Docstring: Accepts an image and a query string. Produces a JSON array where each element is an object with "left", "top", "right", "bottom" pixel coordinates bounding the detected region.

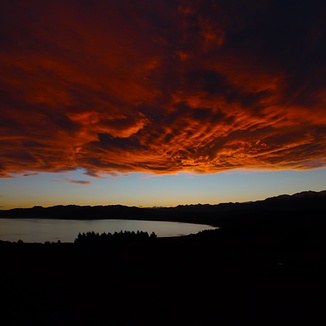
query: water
[{"left": 0, "top": 218, "right": 217, "bottom": 243}]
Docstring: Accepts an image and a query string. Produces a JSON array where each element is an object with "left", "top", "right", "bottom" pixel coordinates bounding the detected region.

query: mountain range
[{"left": 1, "top": 190, "right": 325, "bottom": 227}]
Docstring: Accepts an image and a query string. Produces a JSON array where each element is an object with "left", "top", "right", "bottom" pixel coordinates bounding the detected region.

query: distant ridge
[{"left": 1, "top": 190, "right": 326, "bottom": 226}]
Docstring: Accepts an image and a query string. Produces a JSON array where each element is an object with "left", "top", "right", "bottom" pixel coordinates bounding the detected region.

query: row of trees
[{"left": 74, "top": 230, "right": 157, "bottom": 246}]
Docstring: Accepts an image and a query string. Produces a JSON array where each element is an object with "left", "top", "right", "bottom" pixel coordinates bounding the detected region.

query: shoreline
[{"left": 1, "top": 218, "right": 326, "bottom": 325}]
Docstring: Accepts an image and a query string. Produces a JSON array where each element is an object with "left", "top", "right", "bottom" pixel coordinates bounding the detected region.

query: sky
[{"left": 1, "top": 0, "right": 326, "bottom": 209}]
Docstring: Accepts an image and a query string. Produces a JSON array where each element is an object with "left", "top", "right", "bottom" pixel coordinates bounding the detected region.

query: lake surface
[{"left": 0, "top": 218, "right": 217, "bottom": 243}]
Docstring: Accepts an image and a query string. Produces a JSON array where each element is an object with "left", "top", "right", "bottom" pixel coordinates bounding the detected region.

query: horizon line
[{"left": 1, "top": 189, "right": 325, "bottom": 211}]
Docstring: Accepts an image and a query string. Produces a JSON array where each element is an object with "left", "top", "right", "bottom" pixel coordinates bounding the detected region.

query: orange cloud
[{"left": 0, "top": 0, "right": 325, "bottom": 178}]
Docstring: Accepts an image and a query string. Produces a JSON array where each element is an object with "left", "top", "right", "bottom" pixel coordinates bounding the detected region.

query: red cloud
[{"left": 0, "top": 0, "right": 326, "bottom": 178}]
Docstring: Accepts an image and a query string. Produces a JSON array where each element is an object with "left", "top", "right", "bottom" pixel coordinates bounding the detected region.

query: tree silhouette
[{"left": 74, "top": 230, "right": 157, "bottom": 246}]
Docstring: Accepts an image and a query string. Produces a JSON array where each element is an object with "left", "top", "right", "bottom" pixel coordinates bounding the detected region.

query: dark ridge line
[{"left": 0, "top": 190, "right": 325, "bottom": 227}]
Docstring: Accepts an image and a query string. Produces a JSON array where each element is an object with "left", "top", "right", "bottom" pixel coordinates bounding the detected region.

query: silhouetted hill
[
  {"left": 0, "top": 190, "right": 325, "bottom": 227},
  {"left": 1, "top": 190, "right": 326, "bottom": 326}
]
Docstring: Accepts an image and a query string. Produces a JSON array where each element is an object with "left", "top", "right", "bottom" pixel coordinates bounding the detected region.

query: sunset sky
[{"left": 1, "top": 0, "right": 326, "bottom": 209}]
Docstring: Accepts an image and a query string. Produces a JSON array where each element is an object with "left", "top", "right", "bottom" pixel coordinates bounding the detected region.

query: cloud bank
[{"left": 1, "top": 0, "right": 326, "bottom": 177}]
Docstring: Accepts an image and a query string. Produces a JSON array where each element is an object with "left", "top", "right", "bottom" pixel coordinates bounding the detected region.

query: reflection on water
[{"left": 0, "top": 218, "right": 217, "bottom": 243}]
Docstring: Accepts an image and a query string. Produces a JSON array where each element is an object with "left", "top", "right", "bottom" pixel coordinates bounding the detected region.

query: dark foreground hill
[{"left": 1, "top": 203, "right": 326, "bottom": 326}]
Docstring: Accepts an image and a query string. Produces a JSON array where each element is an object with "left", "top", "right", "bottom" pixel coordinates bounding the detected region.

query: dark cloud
[
  {"left": 53, "top": 178, "right": 91, "bottom": 185},
  {"left": 0, "top": 0, "right": 325, "bottom": 177},
  {"left": 65, "top": 179, "right": 91, "bottom": 185},
  {"left": 23, "top": 172, "right": 39, "bottom": 177}
]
